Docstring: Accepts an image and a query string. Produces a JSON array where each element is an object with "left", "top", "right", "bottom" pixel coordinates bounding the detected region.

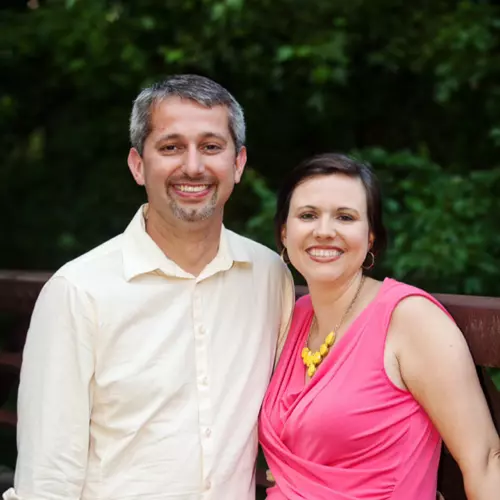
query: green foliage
[
  {"left": 1, "top": 0, "right": 500, "bottom": 299},
  {"left": 353, "top": 148, "right": 500, "bottom": 295},
  {"left": 487, "top": 367, "right": 500, "bottom": 391}
]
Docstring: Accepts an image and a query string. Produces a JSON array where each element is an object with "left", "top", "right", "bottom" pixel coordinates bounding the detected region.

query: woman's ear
[
  {"left": 281, "top": 225, "right": 287, "bottom": 249},
  {"left": 368, "top": 232, "right": 375, "bottom": 250}
]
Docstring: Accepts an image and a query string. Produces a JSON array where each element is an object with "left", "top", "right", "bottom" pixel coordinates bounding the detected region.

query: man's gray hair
[{"left": 130, "top": 74, "right": 246, "bottom": 155}]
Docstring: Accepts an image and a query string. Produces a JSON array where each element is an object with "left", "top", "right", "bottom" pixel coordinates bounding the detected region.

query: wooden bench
[
  {"left": 0, "top": 271, "right": 50, "bottom": 429},
  {"left": 1, "top": 271, "right": 499, "bottom": 500}
]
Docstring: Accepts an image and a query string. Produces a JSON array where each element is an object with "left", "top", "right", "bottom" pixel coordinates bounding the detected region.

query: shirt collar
[{"left": 122, "top": 205, "right": 252, "bottom": 281}]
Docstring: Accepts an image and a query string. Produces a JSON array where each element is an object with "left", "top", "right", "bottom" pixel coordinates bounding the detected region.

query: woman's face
[{"left": 282, "top": 173, "right": 373, "bottom": 286}]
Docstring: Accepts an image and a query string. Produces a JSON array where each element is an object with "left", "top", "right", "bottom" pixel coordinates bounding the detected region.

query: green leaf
[{"left": 486, "top": 368, "right": 500, "bottom": 392}]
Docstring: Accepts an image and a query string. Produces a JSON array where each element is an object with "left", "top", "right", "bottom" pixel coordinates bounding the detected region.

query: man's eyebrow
[
  {"left": 154, "top": 132, "right": 228, "bottom": 144},
  {"left": 154, "top": 133, "right": 181, "bottom": 145},
  {"left": 199, "top": 132, "right": 228, "bottom": 142}
]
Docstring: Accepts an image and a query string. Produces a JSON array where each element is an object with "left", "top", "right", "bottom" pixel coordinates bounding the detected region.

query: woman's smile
[{"left": 306, "top": 245, "right": 344, "bottom": 263}]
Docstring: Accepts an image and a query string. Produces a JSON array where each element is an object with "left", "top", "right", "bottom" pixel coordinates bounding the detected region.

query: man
[{"left": 4, "top": 75, "right": 294, "bottom": 500}]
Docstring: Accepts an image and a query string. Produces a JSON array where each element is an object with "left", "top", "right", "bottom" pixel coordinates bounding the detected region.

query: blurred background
[
  {"left": 1, "top": 0, "right": 500, "bottom": 493},
  {"left": 2, "top": 0, "right": 500, "bottom": 294}
]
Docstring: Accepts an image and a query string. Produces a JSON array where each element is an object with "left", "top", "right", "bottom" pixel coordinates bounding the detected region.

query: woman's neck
[{"left": 307, "top": 272, "right": 365, "bottom": 337}]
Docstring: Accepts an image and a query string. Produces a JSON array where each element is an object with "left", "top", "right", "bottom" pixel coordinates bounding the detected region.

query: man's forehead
[
  {"left": 151, "top": 96, "right": 229, "bottom": 118},
  {"left": 149, "top": 97, "right": 231, "bottom": 135}
]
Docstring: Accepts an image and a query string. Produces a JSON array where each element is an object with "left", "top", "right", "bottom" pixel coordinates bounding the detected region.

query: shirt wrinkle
[
  {"left": 5, "top": 205, "right": 294, "bottom": 500},
  {"left": 122, "top": 205, "right": 253, "bottom": 281}
]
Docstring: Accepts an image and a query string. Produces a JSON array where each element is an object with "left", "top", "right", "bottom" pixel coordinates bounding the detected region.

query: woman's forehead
[{"left": 290, "top": 174, "right": 367, "bottom": 209}]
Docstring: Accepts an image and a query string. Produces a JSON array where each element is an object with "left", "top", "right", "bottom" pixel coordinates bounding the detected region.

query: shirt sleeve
[
  {"left": 274, "top": 264, "right": 295, "bottom": 368},
  {"left": 4, "top": 275, "right": 95, "bottom": 500}
]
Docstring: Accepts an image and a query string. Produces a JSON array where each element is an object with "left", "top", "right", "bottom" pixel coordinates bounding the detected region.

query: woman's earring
[
  {"left": 363, "top": 251, "right": 375, "bottom": 270},
  {"left": 280, "top": 247, "right": 290, "bottom": 264}
]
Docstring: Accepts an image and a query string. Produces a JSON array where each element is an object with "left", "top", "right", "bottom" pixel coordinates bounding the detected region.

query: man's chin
[{"left": 170, "top": 204, "right": 217, "bottom": 223}]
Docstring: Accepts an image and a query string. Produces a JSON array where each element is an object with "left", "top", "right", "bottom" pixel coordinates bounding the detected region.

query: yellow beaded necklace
[{"left": 301, "top": 275, "right": 365, "bottom": 378}]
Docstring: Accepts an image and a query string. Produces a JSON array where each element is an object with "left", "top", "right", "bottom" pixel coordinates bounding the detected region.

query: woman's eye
[
  {"left": 299, "top": 213, "right": 316, "bottom": 220},
  {"left": 338, "top": 214, "right": 354, "bottom": 221}
]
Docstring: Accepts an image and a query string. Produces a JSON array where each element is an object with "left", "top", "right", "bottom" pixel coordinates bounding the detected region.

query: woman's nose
[{"left": 312, "top": 218, "right": 337, "bottom": 239}]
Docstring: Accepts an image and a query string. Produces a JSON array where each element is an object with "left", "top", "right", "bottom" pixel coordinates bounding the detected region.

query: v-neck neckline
[{"left": 299, "top": 277, "right": 391, "bottom": 389}]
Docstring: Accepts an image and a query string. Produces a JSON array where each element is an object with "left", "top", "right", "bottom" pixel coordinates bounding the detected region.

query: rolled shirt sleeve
[{"left": 4, "top": 276, "right": 95, "bottom": 500}]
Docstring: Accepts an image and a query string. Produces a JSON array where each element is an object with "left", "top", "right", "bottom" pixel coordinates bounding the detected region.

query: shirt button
[
  {"left": 201, "top": 376, "right": 208, "bottom": 386},
  {"left": 198, "top": 325, "right": 205, "bottom": 335},
  {"left": 205, "top": 427, "right": 212, "bottom": 437},
  {"left": 204, "top": 479, "right": 211, "bottom": 490}
]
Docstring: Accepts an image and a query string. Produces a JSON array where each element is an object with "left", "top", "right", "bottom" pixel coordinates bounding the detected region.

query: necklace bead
[
  {"left": 325, "top": 332, "right": 335, "bottom": 346},
  {"left": 302, "top": 275, "right": 365, "bottom": 378},
  {"left": 302, "top": 332, "right": 335, "bottom": 377}
]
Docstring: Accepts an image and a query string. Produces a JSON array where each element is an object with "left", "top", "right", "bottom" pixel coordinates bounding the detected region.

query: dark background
[
  {"left": 2, "top": 0, "right": 500, "bottom": 295},
  {"left": 1, "top": 0, "right": 500, "bottom": 491}
]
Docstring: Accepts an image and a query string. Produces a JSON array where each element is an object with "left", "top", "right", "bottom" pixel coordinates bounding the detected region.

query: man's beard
[{"left": 168, "top": 187, "right": 218, "bottom": 222}]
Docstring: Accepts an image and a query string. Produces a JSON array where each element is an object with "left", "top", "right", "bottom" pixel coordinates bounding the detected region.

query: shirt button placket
[{"left": 192, "top": 284, "right": 214, "bottom": 491}]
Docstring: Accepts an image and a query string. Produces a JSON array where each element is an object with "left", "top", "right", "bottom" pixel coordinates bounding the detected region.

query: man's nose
[{"left": 181, "top": 146, "right": 205, "bottom": 177}]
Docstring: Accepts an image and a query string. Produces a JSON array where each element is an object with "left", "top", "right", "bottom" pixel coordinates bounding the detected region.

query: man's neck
[{"left": 145, "top": 207, "right": 223, "bottom": 277}]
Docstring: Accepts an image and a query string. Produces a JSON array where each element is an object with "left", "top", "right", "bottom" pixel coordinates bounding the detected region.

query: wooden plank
[
  {"left": 255, "top": 469, "right": 271, "bottom": 489},
  {"left": 436, "top": 293, "right": 500, "bottom": 368},
  {"left": 0, "top": 270, "right": 51, "bottom": 314},
  {"left": 0, "top": 352, "right": 22, "bottom": 374},
  {"left": 0, "top": 409, "right": 16, "bottom": 428},
  {"left": 438, "top": 448, "right": 466, "bottom": 500}
]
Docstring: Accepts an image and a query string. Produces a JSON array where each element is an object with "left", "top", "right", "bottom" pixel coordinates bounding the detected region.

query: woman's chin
[{"left": 303, "top": 271, "right": 344, "bottom": 287}]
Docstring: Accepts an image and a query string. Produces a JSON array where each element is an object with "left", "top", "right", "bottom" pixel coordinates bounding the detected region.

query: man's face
[{"left": 128, "top": 96, "right": 246, "bottom": 224}]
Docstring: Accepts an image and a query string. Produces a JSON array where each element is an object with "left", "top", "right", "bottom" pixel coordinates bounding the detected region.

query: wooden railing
[{"left": 1, "top": 271, "right": 500, "bottom": 500}]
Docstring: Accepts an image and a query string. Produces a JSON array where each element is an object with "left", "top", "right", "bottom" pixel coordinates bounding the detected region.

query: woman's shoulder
[
  {"left": 293, "top": 293, "right": 313, "bottom": 317},
  {"left": 378, "top": 277, "right": 438, "bottom": 306},
  {"left": 286, "top": 294, "right": 313, "bottom": 332},
  {"left": 382, "top": 278, "right": 454, "bottom": 328}
]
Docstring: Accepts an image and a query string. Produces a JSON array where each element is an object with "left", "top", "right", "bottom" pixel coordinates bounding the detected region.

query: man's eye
[
  {"left": 160, "top": 145, "right": 178, "bottom": 152},
  {"left": 203, "top": 144, "right": 222, "bottom": 152}
]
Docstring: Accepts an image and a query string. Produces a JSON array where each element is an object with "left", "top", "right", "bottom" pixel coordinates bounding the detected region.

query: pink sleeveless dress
[{"left": 259, "top": 278, "right": 449, "bottom": 500}]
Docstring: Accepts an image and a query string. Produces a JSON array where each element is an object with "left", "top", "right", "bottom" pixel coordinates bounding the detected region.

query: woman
[{"left": 259, "top": 153, "right": 500, "bottom": 499}]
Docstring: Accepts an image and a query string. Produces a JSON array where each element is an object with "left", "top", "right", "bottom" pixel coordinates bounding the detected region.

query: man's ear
[
  {"left": 128, "top": 148, "right": 146, "bottom": 186},
  {"left": 234, "top": 146, "right": 247, "bottom": 184}
]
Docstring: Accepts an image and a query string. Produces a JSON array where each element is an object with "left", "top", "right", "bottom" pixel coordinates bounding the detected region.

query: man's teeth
[
  {"left": 308, "top": 249, "right": 342, "bottom": 258},
  {"left": 176, "top": 184, "right": 209, "bottom": 193}
]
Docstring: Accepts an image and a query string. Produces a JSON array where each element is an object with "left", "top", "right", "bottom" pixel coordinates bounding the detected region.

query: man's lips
[{"left": 170, "top": 183, "right": 214, "bottom": 199}]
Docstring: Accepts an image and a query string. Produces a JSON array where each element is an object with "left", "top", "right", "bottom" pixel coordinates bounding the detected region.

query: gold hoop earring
[
  {"left": 363, "top": 251, "right": 375, "bottom": 270},
  {"left": 280, "top": 248, "right": 289, "bottom": 264}
]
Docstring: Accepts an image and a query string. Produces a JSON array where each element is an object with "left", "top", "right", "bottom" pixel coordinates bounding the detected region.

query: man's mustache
[{"left": 167, "top": 176, "right": 218, "bottom": 184}]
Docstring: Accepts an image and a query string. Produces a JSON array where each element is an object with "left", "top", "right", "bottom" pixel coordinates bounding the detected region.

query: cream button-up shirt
[{"left": 4, "top": 206, "right": 294, "bottom": 500}]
